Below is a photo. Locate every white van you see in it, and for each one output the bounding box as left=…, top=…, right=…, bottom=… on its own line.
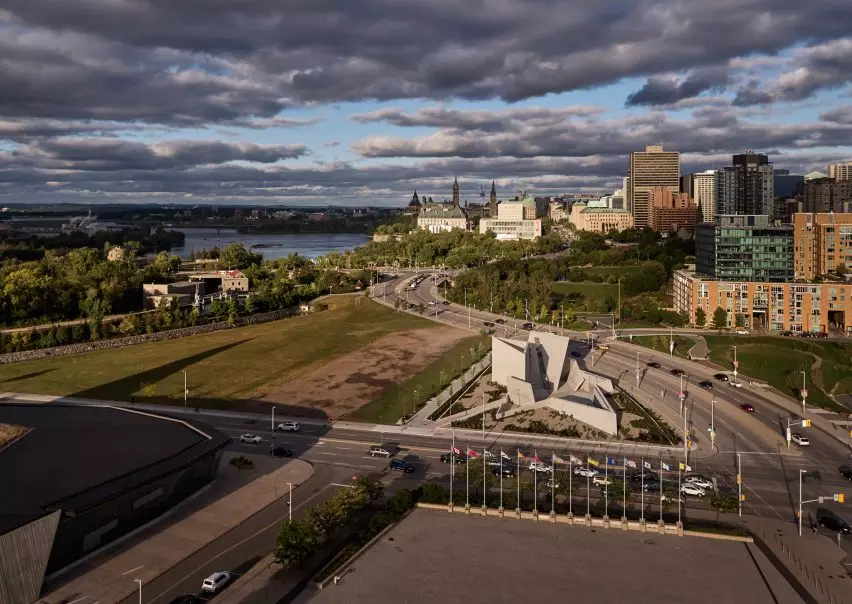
left=201, top=571, right=230, bottom=593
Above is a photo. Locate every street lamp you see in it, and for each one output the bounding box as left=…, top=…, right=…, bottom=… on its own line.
left=801, top=370, right=808, bottom=416
left=182, top=370, right=188, bottom=409
left=732, top=345, right=738, bottom=383
left=271, top=405, right=277, bottom=432
left=134, top=578, right=142, bottom=604
left=287, top=482, right=293, bottom=523
left=786, top=417, right=811, bottom=450
left=709, top=397, right=716, bottom=449
left=798, top=469, right=846, bottom=537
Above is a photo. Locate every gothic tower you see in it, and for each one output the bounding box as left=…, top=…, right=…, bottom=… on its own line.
left=490, top=180, right=497, bottom=216
left=452, top=177, right=460, bottom=207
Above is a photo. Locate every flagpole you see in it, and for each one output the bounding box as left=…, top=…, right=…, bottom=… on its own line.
left=533, top=450, right=538, bottom=514
left=568, top=455, right=573, bottom=517
left=500, top=452, right=503, bottom=510
left=450, top=430, right=455, bottom=506
left=659, top=453, right=663, bottom=524
left=622, top=458, right=627, bottom=519
left=586, top=474, right=590, bottom=517
left=604, top=460, right=609, bottom=518
left=466, top=446, right=470, bottom=509
left=482, top=393, right=486, bottom=509
left=551, top=455, right=555, bottom=515
left=678, top=464, right=682, bottom=527
left=641, top=457, right=645, bottom=522
left=516, top=451, right=520, bottom=513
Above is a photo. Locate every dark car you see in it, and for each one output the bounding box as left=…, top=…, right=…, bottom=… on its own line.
left=698, top=380, right=713, bottom=390
left=713, top=373, right=729, bottom=381
left=669, top=368, right=685, bottom=376
left=779, top=330, right=793, bottom=337
left=629, top=471, right=658, bottom=483
left=390, top=459, right=416, bottom=473
left=495, top=318, right=506, bottom=324
left=643, top=480, right=661, bottom=491
left=483, top=321, right=495, bottom=327
left=646, top=361, right=661, bottom=369
left=169, top=597, right=201, bottom=604
left=492, top=466, right=516, bottom=478
left=522, top=322, right=534, bottom=329
left=817, top=509, right=852, bottom=533
left=740, top=403, right=755, bottom=412
left=440, top=453, right=466, bottom=465
left=840, top=466, right=852, bottom=481
left=442, top=300, right=450, bottom=305
left=271, top=446, right=294, bottom=458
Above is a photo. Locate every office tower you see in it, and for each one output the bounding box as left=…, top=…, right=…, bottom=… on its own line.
left=732, top=152, right=774, bottom=215
left=627, top=145, right=680, bottom=228
left=689, top=170, right=717, bottom=222
left=828, top=162, right=852, bottom=181
left=773, top=168, right=804, bottom=198
left=715, top=167, right=737, bottom=216
left=648, top=187, right=699, bottom=234
left=793, top=212, right=852, bottom=279
left=695, top=214, right=793, bottom=282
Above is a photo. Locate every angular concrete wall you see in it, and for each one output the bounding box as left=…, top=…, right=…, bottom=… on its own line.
left=0, top=511, right=60, bottom=604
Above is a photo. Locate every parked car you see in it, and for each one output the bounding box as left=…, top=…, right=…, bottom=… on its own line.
left=170, top=597, right=202, bottom=604
left=596, top=344, right=610, bottom=351
left=734, top=329, right=750, bottom=335
left=492, top=466, right=515, bottom=477
left=592, top=475, right=612, bottom=486
left=713, top=373, right=729, bottom=381
left=495, top=319, right=506, bottom=324
left=442, top=300, right=450, bottom=305
left=368, top=446, right=393, bottom=457
left=669, top=368, right=685, bottom=376
left=680, top=483, right=706, bottom=497
left=574, top=466, right=599, bottom=478
left=390, top=459, right=416, bottom=473
left=440, top=453, right=466, bottom=465
left=201, top=572, right=231, bottom=593
left=643, top=480, right=660, bottom=492
left=646, top=361, right=661, bottom=369
left=685, top=476, right=714, bottom=490
left=729, top=380, right=743, bottom=388
left=522, top=322, right=534, bottom=329
left=240, top=433, right=262, bottom=444
left=780, top=331, right=794, bottom=337
left=529, top=461, right=553, bottom=473
left=740, top=403, right=755, bottom=412
left=271, top=446, right=294, bottom=458
left=840, top=466, right=852, bottom=481
left=790, top=433, right=810, bottom=446
left=276, top=421, right=300, bottom=432
left=698, top=380, right=713, bottom=390
left=817, top=509, right=852, bottom=534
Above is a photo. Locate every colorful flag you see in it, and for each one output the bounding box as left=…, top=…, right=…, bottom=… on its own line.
left=625, top=458, right=637, bottom=468
left=452, top=446, right=461, bottom=456
left=607, top=456, right=616, bottom=466
left=500, top=450, right=510, bottom=460
left=570, top=454, right=582, bottom=465
left=534, top=453, right=542, bottom=463
left=587, top=456, right=599, bottom=467
left=662, top=462, right=671, bottom=471
left=552, top=453, right=566, bottom=464
left=679, top=462, right=692, bottom=472
left=467, top=448, right=480, bottom=458
left=643, top=461, right=652, bottom=469
left=517, top=450, right=526, bottom=460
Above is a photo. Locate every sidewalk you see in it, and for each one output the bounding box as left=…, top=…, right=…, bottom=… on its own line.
left=39, top=458, right=314, bottom=604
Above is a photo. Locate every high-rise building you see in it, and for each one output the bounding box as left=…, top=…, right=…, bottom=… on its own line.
left=793, top=212, right=852, bottom=279
left=715, top=167, right=737, bottom=216
left=732, top=152, right=774, bottom=215
left=828, top=162, right=852, bottom=181
left=689, top=170, right=717, bottom=222
left=648, top=187, right=699, bottom=234
left=803, top=177, right=852, bottom=213
left=773, top=168, right=804, bottom=199
left=695, top=214, right=793, bottom=282
left=627, top=145, right=680, bottom=228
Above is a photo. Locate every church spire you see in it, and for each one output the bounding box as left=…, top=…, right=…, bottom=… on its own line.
left=489, top=180, right=497, bottom=216
left=452, top=177, right=460, bottom=207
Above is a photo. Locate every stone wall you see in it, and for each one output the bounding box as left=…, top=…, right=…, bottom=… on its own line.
left=0, top=307, right=299, bottom=365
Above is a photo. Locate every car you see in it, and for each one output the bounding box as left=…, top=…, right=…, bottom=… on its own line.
left=790, top=433, right=810, bottom=446
left=276, top=421, right=300, bottom=432
left=545, top=479, right=560, bottom=489
left=669, top=368, right=685, bottom=376
left=629, top=471, right=658, bottom=483
left=740, top=403, right=755, bottom=412
left=840, top=466, right=852, bottom=481
left=492, top=466, right=515, bottom=477
left=596, top=344, right=610, bottom=351
left=643, top=480, right=661, bottom=492
left=390, top=459, right=416, bottom=473
left=169, top=597, right=202, bottom=604
left=817, top=509, right=852, bottom=534
left=427, top=300, right=436, bottom=306
left=735, top=329, right=750, bottom=335
left=729, top=380, right=743, bottom=388
left=661, top=494, right=684, bottom=503
left=201, top=572, right=231, bottom=593
left=483, top=321, right=495, bottom=327
left=573, top=466, right=599, bottom=478
left=713, top=373, right=729, bottom=381
left=440, top=453, right=466, bottom=465
left=780, top=330, right=794, bottom=337
left=529, top=461, right=553, bottom=473
left=571, top=351, right=582, bottom=358
left=495, top=318, right=506, bottom=324
left=698, top=380, right=713, bottom=390
left=592, top=475, right=612, bottom=486
left=522, top=322, right=534, bottom=329
left=368, top=446, right=392, bottom=457
left=685, top=476, right=714, bottom=490
left=271, top=446, right=294, bottom=458
left=240, top=433, right=262, bottom=444
left=680, top=483, right=706, bottom=497
left=646, top=361, right=661, bottom=369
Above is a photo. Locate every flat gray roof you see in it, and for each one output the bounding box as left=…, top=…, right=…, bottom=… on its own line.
left=299, top=508, right=794, bottom=604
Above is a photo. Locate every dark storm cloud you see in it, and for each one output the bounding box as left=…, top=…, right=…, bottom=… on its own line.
left=625, top=68, right=730, bottom=107
left=820, top=105, right=852, bottom=124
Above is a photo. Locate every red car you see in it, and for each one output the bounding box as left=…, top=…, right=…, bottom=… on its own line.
left=740, top=403, right=755, bottom=412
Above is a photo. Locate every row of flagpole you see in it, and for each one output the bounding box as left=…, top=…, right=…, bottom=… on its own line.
left=447, top=434, right=693, bottom=521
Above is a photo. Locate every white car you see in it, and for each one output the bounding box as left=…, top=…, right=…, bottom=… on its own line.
left=545, top=479, right=560, bottom=489
left=201, top=572, right=230, bottom=593
left=368, top=446, right=392, bottom=457
left=529, top=461, right=553, bottom=473
left=685, top=476, right=714, bottom=490
left=680, top=483, right=706, bottom=497
left=428, top=300, right=436, bottom=306
left=240, top=433, right=262, bottom=444
left=276, top=421, right=300, bottom=432
left=735, top=329, right=750, bottom=335
left=791, top=433, right=810, bottom=446
left=574, top=466, right=599, bottom=478
left=592, top=475, right=612, bottom=486
left=661, top=494, right=683, bottom=504
left=729, top=380, right=743, bottom=388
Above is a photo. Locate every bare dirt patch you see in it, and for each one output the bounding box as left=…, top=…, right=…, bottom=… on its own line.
left=259, top=327, right=471, bottom=418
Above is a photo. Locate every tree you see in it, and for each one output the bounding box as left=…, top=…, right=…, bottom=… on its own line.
left=417, top=302, right=425, bottom=315
left=226, top=297, right=240, bottom=325
left=694, top=307, right=706, bottom=328
left=710, top=493, right=739, bottom=519
left=274, top=520, right=320, bottom=568
left=735, top=313, right=745, bottom=328
left=712, top=306, right=727, bottom=330
left=243, top=294, right=257, bottom=315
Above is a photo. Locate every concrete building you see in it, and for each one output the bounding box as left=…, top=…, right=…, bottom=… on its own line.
left=648, top=187, right=698, bottom=234
left=716, top=153, right=774, bottom=215
left=598, top=189, right=625, bottom=210
left=142, top=281, right=199, bottom=309
left=417, top=203, right=468, bottom=233
left=829, top=162, right=852, bottom=181
left=548, top=200, right=568, bottom=221
left=803, top=177, right=852, bottom=213
left=689, top=170, right=717, bottom=222
left=480, top=200, right=542, bottom=240
left=568, top=203, right=634, bottom=233
left=793, top=212, right=852, bottom=280
left=695, top=215, right=794, bottom=283
left=674, top=269, right=851, bottom=333
left=489, top=332, right=618, bottom=435
left=627, top=145, right=680, bottom=228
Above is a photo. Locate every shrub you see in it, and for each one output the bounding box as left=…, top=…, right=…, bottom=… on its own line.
left=229, top=455, right=254, bottom=469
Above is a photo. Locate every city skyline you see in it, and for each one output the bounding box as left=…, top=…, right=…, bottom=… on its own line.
left=2, top=2, right=852, bottom=206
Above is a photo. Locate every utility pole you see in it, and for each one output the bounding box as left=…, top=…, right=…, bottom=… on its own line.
left=710, top=397, right=715, bottom=449
left=617, top=277, right=621, bottom=325
left=271, top=405, right=276, bottom=432
left=799, top=469, right=804, bottom=536
left=134, top=579, right=142, bottom=604
left=678, top=373, right=685, bottom=415
left=635, top=351, right=640, bottom=387
left=560, top=304, right=564, bottom=335
left=801, top=371, right=808, bottom=416
left=737, top=453, right=742, bottom=517
left=732, top=346, right=738, bottom=383
left=287, top=482, right=293, bottom=522
left=669, top=326, right=674, bottom=357
left=183, top=370, right=187, bottom=409
left=490, top=291, right=493, bottom=314
left=683, top=412, right=688, bottom=462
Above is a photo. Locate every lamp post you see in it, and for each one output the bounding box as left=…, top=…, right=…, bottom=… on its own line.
left=134, top=578, right=142, bottom=604
left=732, top=345, right=738, bottom=383
left=183, top=370, right=187, bottom=408
left=801, top=370, right=808, bottom=416
left=798, top=469, right=846, bottom=537
left=635, top=351, right=641, bottom=387
left=737, top=453, right=742, bottom=517
left=287, top=481, right=293, bottom=523
left=271, top=405, right=277, bottom=432
left=710, top=397, right=715, bottom=449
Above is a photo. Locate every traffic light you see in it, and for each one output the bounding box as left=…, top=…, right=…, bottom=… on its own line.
left=802, top=419, right=811, bottom=427
left=740, top=494, right=746, bottom=502
left=834, top=494, right=845, bottom=503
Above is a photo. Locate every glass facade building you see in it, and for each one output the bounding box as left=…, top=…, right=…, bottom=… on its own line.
left=695, top=215, right=794, bottom=282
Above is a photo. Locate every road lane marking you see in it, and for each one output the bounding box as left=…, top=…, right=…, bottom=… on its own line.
left=318, top=452, right=337, bottom=456
left=120, top=565, right=144, bottom=576
left=66, top=597, right=88, bottom=604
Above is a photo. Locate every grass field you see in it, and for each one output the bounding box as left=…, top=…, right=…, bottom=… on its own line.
left=552, top=281, right=618, bottom=306
left=704, top=335, right=852, bottom=411
left=631, top=335, right=695, bottom=359
left=0, top=295, right=443, bottom=413
left=349, top=335, right=490, bottom=424
left=578, top=265, right=647, bottom=278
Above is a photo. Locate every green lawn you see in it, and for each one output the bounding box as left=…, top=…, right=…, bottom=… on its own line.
left=579, top=265, right=647, bottom=278
left=631, top=335, right=695, bottom=359
left=552, top=281, right=619, bottom=305
left=0, top=295, right=440, bottom=411
left=350, top=335, right=490, bottom=424
left=704, top=336, right=852, bottom=411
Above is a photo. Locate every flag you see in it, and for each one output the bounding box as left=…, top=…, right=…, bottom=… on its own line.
left=662, top=462, right=671, bottom=471
left=643, top=461, right=652, bottom=469
left=570, top=454, right=582, bottom=465
left=467, top=448, right=480, bottom=458
left=552, top=453, right=566, bottom=464
left=607, top=456, right=616, bottom=466
left=517, top=450, right=526, bottom=460
left=452, top=446, right=461, bottom=456
left=534, top=453, right=542, bottom=463
left=625, top=458, right=637, bottom=469
left=587, top=456, right=599, bottom=467
left=500, top=450, right=510, bottom=460
left=679, top=462, right=692, bottom=472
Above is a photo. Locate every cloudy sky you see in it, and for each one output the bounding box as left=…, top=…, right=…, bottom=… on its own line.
left=2, top=0, right=852, bottom=207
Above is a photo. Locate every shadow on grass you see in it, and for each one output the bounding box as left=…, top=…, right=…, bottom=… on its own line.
left=0, top=368, right=56, bottom=383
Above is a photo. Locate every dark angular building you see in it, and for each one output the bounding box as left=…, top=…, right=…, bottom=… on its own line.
left=695, top=215, right=794, bottom=282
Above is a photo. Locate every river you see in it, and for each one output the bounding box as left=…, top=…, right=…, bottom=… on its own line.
left=169, top=228, right=370, bottom=261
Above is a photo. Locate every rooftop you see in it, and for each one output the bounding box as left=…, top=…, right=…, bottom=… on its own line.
left=298, top=508, right=791, bottom=604
left=418, top=203, right=467, bottom=219
left=0, top=403, right=230, bottom=535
